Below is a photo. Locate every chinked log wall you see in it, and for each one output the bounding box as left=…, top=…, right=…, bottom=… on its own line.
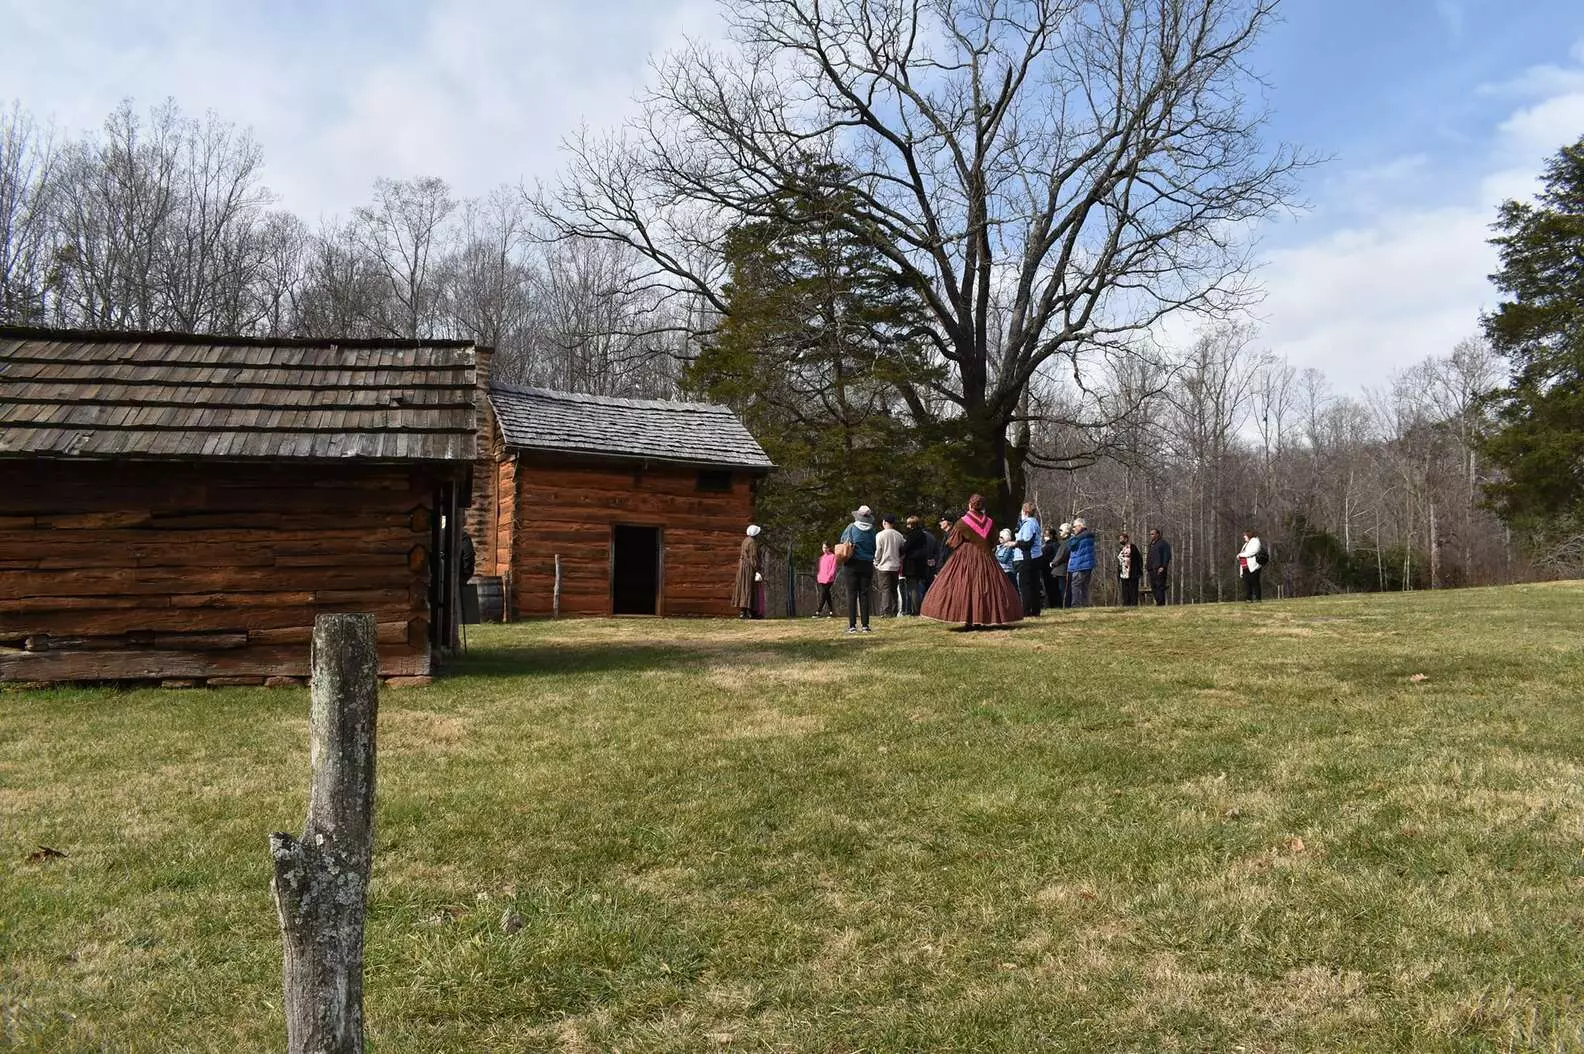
left=0, top=461, right=438, bottom=684
left=507, top=457, right=753, bottom=618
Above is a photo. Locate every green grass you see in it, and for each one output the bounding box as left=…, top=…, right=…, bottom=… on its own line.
left=4, top=585, right=1584, bottom=1052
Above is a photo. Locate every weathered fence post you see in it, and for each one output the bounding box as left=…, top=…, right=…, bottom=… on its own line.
left=270, top=613, right=379, bottom=1054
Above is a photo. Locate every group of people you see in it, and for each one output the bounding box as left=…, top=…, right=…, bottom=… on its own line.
left=734, top=502, right=1269, bottom=628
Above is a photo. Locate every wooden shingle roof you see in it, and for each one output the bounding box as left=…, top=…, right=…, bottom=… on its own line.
left=0, top=328, right=479, bottom=462
left=488, top=384, right=773, bottom=471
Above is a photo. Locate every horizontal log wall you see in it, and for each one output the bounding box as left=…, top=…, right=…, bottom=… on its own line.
left=507, top=457, right=755, bottom=618
left=0, top=460, right=442, bottom=682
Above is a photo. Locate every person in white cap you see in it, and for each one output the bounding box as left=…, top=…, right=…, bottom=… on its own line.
left=732, top=524, right=765, bottom=619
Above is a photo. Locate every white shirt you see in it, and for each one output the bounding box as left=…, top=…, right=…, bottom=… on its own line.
left=1238, top=536, right=1263, bottom=573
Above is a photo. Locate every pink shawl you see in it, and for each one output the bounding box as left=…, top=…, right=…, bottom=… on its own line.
left=960, top=511, right=993, bottom=540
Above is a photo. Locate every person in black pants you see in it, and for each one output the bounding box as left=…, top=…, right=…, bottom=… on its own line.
left=839, top=505, right=878, bottom=632
left=1147, top=528, right=1172, bottom=606
left=1116, top=531, right=1144, bottom=607
left=1238, top=530, right=1264, bottom=601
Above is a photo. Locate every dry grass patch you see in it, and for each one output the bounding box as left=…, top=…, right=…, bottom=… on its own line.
left=4, top=584, right=1584, bottom=1051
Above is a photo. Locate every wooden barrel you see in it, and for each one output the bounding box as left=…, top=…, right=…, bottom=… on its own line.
left=473, top=575, right=504, bottom=623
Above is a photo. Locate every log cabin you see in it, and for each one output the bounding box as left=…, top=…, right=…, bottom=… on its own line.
left=0, top=327, right=480, bottom=685
left=472, top=384, right=773, bottom=618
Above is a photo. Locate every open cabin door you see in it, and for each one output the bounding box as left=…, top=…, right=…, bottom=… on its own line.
left=610, top=524, right=662, bottom=616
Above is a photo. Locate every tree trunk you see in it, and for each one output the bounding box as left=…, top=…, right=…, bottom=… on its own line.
left=270, top=613, right=380, bottom=1054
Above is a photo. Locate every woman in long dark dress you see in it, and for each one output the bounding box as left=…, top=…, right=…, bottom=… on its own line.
left=919, top=495, right=1023, bottom=628
left=732, top=525, right=765, bottom=618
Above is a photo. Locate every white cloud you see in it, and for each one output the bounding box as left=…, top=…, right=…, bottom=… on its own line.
left=0, top=0, right=725, bottom=218
left=1254, top=42, right=1584, bottom=392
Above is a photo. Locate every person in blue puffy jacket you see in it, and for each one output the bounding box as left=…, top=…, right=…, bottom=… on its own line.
left=1065, top=517, right=1096, bottom=606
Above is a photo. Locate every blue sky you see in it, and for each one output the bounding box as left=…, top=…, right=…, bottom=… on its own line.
left=3, top=0, right=1583, bottom=392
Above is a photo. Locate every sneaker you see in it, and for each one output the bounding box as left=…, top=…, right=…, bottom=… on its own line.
left=861, top=626, right=872, bottom=633
left=846, top=626, right=859, bottom=634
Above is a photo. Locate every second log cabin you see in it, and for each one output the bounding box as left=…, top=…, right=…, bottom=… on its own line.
left=470, top=384, right=773, bottom=618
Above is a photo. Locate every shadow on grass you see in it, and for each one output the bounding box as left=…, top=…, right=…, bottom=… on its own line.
left=452, top=637, right=861, bottom=678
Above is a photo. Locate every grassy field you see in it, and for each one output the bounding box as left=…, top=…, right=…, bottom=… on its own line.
left=3, top=585, right=1583, bottom=1052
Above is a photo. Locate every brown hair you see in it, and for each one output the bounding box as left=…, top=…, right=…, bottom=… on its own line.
left=967, top=493, right=986, bottom=513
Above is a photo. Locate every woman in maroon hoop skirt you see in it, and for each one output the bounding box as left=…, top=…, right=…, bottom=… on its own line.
left=920, top=494, right=1024, bottom=629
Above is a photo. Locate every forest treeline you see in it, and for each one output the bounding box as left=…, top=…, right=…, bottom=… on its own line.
left=0, top=87, right=1564, bottom=600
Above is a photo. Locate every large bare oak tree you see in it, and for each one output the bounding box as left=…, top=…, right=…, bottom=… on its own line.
left=540, top=0, right=1305, bottom=513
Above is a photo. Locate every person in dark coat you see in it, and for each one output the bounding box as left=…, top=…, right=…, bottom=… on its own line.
left=901, top=516, right=932, bottom=616
left=1147, top=528, right=1172, bottom=606
left=935, top=512, right=958, bottom=573
left=1116, top=531, right=1144, bottom=607
left=1046, top=522, right=1071, bottom=609
left=732, top=524, right=766, bottom=619
left=1036, top=525, right=1057, bottom=610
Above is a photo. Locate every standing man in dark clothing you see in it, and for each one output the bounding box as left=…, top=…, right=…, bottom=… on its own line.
left=1147, top=528, right=1172, bottom=607
left=901, top=515, right=931, bottom=615
left=1047, top=522, right=1072, bottom=609
left=935, top=512, right=958, bottom=572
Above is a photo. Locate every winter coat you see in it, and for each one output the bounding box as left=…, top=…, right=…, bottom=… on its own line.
left=902, top=527, right=932, bottom=577
left=839, top=521, right=878, bottom=563
left=1066, top=530, right=1096, bottom=573
left=1049, top=537, right=1071, bottom=577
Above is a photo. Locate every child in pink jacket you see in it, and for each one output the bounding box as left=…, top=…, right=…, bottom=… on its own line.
left=814, top=542, right=839, bottom=617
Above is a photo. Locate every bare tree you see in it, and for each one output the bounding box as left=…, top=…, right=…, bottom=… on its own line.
left=353, top=176, right=455, bottom=338
left=540, top=0, right=1305, bottom=513
left=1165, top=323, right=1259, bottom=599
left=440, top=188, right=537, bottom=366
left=528, top=237, right=679, bottom=396
left=157, top=111, right=271, bottom=332
left=51, top=101, right=182, bottom=328
left=293, top=219, right=387, bottom=339
left=0, top=103, right=57, bottom=324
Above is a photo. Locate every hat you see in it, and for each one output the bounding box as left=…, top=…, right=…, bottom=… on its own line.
left=853, top=505, right=874, bottom=523
left=745, top=524, right=761, bottom=537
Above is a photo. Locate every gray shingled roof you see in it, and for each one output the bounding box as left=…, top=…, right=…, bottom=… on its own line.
left=0, top=327, right=479, bottom=462
left=488, top=384, right=773, bottom=471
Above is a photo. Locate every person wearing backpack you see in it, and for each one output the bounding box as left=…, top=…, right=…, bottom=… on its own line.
left=1237, top=530, right=1266, bottom=602
left=838, top=505, right=879, bottom=632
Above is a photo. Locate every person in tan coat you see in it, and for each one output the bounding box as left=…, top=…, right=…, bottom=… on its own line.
left=732, top=524, right=765, bottom=619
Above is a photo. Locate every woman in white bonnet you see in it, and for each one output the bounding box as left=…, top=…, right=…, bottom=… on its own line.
left=732, top=524, right=765, bottom=619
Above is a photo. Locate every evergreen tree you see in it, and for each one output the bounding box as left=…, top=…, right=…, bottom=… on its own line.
left=1482, top=138, right=1584, bottom=539
left=692, top=174, right=973, bottom=555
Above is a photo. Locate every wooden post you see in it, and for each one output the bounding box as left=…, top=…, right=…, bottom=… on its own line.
left=270, top=614, right=379, bottom=1054
left=785, top=546, right=796, bottom=619
left=553, top=554, right=562, bottom=618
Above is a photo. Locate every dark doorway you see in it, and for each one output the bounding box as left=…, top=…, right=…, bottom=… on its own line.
left=611, top=525, right=662, bottom=615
